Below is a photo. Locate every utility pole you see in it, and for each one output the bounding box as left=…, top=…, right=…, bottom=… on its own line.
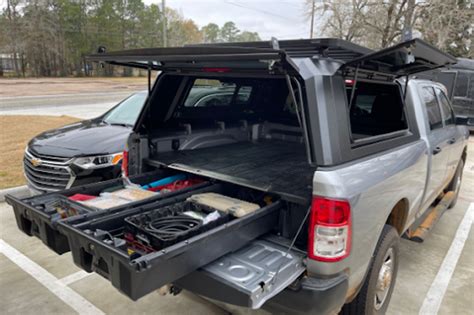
left=402, top=0, right=415, bottom=41
left=309, top=0, right=316, bottom=38
left=162, top=0, right=167, bottom=47
left=309, top=0, right=316, bottom=39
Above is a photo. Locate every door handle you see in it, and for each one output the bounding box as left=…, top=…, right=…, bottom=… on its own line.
left=433, top=147, right=442, bottom=155
left=448, top=137, right=456, bottom=144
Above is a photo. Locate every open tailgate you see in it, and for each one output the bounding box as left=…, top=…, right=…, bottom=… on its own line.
left=175, top=236, right=306, bottom=309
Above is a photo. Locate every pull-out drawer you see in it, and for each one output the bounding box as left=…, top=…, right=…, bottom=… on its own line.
left=57, top=183, right=282, bottom=301
left=5, top=170, right=209, bottom=254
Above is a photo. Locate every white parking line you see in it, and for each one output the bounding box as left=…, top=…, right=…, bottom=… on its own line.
left=419, top=203, right=474, bottom=315
left=0, top=239, right=104, bottom=315
left=58, top=270, right=93, bottom=286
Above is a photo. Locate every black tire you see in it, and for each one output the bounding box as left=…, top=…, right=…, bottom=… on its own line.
left=341, top=225, right=399, bottom=315
left=446, top=159, right=464, bottom=209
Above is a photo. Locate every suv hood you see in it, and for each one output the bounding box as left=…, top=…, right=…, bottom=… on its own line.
left=28, top=120, right=131, bottom=158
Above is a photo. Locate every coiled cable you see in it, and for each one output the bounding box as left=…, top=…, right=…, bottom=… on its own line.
left=144, top=215, right=202, bottom=241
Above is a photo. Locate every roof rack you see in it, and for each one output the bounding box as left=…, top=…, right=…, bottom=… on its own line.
left=187, top=38, right=373, bottom=62
left=86, top=38, right=373, bottom=68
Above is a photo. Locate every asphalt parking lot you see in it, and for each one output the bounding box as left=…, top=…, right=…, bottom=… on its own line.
left=0, top=134, right=472, bottom=314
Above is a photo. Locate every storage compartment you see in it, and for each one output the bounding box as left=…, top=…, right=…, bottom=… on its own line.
left=57, top=182, right=282, bottom=300
left=123, top=199, right=232, bottom=253
left=5, top=170, right=209, bottom=254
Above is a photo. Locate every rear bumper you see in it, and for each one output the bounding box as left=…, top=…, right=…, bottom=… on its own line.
left=177, top=271, right=348, bottom=315
left=262, top=273, right=348, bottom=315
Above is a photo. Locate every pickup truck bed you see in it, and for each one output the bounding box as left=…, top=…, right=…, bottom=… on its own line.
left=146, top=140, right=315, bottom=204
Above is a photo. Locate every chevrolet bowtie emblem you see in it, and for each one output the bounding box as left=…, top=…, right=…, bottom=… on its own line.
left=31, top=158, right=42, bottom=167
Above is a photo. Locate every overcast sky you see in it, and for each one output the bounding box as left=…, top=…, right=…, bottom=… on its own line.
left=0, top=0, right=314, bottom=40
left=152, top=0, right=313, bottom=40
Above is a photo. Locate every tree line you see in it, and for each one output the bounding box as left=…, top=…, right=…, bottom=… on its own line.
left=305, top=0, right=473, bottom=58
left=0, top=0, right=261, bottom=77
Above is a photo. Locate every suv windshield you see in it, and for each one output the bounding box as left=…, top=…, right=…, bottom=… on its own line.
left=103, top=92, right=147, bottom=126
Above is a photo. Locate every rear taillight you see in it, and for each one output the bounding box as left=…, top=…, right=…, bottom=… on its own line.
left=308, top=196, right=351, bottom=262
left=122, top=150, right=129, bottom=177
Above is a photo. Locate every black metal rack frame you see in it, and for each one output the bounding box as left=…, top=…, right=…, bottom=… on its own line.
left=85, top=37, right=373, bottom=70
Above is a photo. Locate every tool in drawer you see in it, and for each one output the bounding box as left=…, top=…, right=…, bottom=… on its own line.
left=68, top=194, right=97, bottom=202
left=141, top=174, right=188, bottom=190
left=144, top=215, right=202, bottom=241
left=186, top=193, right=260, bottom=217
left=80, top=195, right=131, bottom=209
left=107, top=186, right=157, bottom=201
left=32, top=198, right=82, bottom=221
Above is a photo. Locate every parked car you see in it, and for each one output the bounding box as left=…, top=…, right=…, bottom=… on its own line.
left=419, top=58, right=474, bottom=131
left=24, top=90, right=148, bottom=193
left=6, top=38, right=469, bottom=315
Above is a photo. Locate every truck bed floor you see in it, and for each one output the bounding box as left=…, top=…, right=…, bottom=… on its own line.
left=146, top=140, right=314, bottom=204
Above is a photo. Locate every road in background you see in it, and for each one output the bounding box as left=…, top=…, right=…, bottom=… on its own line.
left=0, top=78, right=148, bottom=98
left=0, top=77, right=149, bottom=119
left=0, top=92, right=138, bottom=119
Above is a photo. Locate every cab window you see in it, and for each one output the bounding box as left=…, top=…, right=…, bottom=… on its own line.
left=422, top=87, right=443, bottom=130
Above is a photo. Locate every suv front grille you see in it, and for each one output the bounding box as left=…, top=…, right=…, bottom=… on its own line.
left=24, top=149, right=74, bottom=192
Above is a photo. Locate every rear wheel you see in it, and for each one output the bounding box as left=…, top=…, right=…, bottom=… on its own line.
left=341, top=225, right=399, bottom=315
left=446, top=160, right=464, bottom=209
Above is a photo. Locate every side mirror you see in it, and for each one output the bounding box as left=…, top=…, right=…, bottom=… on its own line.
left=455, top=116, right=469, bottom=125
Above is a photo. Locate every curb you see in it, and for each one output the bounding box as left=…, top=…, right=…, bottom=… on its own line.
left=0, top=185, right=29, bottom=202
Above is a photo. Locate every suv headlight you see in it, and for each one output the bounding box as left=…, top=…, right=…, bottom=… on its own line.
left=73, top=153, right=123, bottom=169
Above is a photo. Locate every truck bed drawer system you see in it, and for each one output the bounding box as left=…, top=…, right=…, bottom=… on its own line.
left=6, top=171, right=289, bottom=301
left=5, top=170, right=209, bottom=254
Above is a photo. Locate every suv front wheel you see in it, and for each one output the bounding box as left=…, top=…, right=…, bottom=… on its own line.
left=341, top=225, right=400, bottom=315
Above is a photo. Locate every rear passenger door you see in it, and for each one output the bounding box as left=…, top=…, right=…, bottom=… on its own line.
left=435, top=87, right=463, bottom=182
left=421, top=86, right=451, bottom=202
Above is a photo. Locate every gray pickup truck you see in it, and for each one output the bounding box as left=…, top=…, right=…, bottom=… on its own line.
left=6, top=38, right=469, bottom=315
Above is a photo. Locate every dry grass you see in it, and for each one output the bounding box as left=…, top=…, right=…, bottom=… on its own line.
left=0, top=115, right=80, bottom=189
